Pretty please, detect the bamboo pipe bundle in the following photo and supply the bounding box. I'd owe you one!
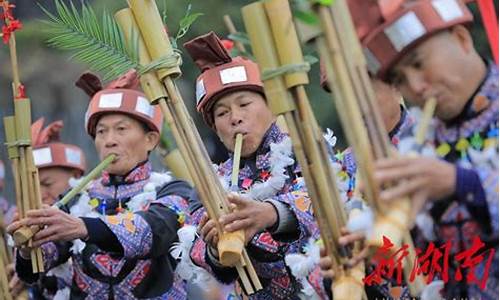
[242,1,366,299]
[3,118,29,300]
[222,14,289,134]
[0,212,13,300]
[115,5,262,294]
[1,4,44,272]
[3,104,44,274]
[312,0,427,295]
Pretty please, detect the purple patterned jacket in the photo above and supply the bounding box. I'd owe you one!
[16,161,192,299]
[190,123,327,300]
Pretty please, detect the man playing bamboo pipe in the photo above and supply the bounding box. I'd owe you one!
[348,0,498,298]
[7,70,194,299]
[318,63,416,299]
[184,32,329,299]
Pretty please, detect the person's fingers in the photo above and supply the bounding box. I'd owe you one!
[224,218,252,232]
[319,255,333,270]
[374,162,424,185]
[339,231,365,246]
[8,274,20,290]
[24,216,53,227]
[6,220,23,235]
[379,176,427,202]
[6,263,14,276]
[205,227,219,248]
[219,210,247,226]
[320,246,327,257]
[12,210,19,222]
[374,156,415,169]
[33,225,58,243]
[346,246,370,268]
[26,207,57,218]
[9,275,24,297]
[226,193,249,208]
[213,233,219,246]
[200,220,216,239]
[340,227,350,235]
[197,214,209,232]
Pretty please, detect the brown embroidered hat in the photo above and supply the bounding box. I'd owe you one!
[31,118,86,174]
[183,31,264,127]
[348,0,473,79]
[76,69,163,137]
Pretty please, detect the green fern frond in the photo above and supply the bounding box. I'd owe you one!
[39,0,140,81]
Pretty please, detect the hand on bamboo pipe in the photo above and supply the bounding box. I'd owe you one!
[198,212,219,250]
[319,227,369,279]
[7,206,89,248]
[6,210,31,259]
[373,156,456,218]
[220,193,277,244]
[7,263,25,297]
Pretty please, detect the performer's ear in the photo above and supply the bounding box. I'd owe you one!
[451,25,474,54]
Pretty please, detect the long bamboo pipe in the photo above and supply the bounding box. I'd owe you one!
[314,0,428,295]
[243,1,366,299]
[118,3,262,293]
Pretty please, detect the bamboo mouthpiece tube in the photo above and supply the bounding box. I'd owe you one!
[219,133,245,266]
[230,133,243,188]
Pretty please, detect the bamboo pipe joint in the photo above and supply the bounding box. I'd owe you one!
[127,0,181,80]
[218,231,245,266]
[114,8,169,105]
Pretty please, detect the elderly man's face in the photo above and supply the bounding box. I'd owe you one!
[213,91,275,157]
[388,26,480,121]
[94,114,159,175]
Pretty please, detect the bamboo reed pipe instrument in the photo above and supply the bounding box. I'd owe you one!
[242,1,366,299]
[2,4,44,271]
[222,15,289,134]
[311,0,427,295]
[0,211,13,300]
[3,104,44,274]
[115,3,262,294]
